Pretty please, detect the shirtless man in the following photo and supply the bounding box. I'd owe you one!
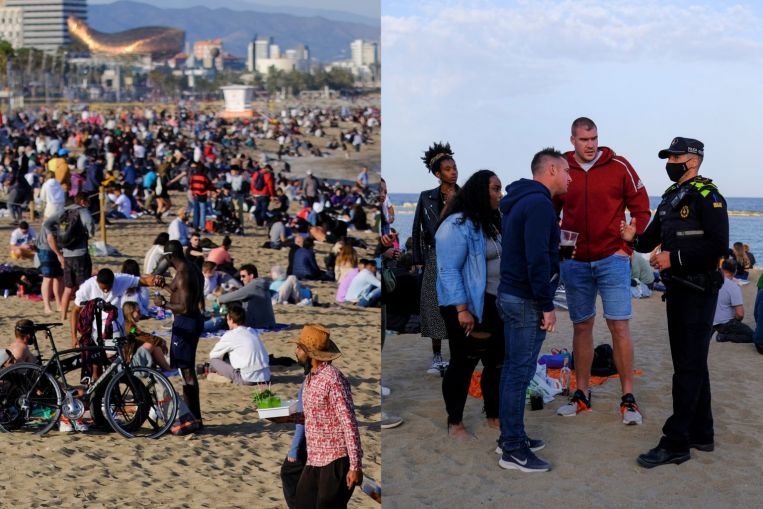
[10,319,39,364]
[155,240,205,427]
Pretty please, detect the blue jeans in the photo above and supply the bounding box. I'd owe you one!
[497,293,547,452]
[192,198,207,231]
[254,195,270,226]
[204,316,227,333]
[560,253,631,323]
[358,287,381,307]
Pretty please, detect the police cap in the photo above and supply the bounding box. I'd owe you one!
[658,137,704,159]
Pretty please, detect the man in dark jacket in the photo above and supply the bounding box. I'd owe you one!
[496,147,570,473]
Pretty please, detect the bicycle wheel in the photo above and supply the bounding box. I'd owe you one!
[103,367,178,438]
[0,363,62,435]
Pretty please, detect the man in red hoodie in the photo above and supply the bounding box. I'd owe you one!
[554,117,651,424]
[251,163,276,227]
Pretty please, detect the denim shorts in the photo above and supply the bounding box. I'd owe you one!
[560,253,632,323]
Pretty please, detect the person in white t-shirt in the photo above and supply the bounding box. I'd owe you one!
[208,305,271,385]
[70,268,160,348]
[107,187,132,219]
[9,221,36,260]
[40,171,66,219]
[344,260,381,307]
[144,232,169,274]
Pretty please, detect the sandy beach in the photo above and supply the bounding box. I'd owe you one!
[0,126,381,507]
[382,269,763,508]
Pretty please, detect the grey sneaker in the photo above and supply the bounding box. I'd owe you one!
[556,389,591,417]
[495,438,545,455]
[381,411,403,429]
[621,393,643,425]
[499,446,551,473]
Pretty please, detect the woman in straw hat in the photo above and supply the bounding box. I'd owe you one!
[293,324,363,509]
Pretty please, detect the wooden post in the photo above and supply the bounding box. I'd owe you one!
[99,186,107,244]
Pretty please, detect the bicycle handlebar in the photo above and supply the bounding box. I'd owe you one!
[17,322,63,332]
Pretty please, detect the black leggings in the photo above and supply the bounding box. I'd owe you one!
[440,293,504,424]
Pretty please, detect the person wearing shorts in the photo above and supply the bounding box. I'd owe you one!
[155,240,205,428]
[43,195,94,321]
[38,249,63,279]
[554,117,651,424]
[37,226,64,314]
[63,255,92,289]
[170,312,204,370]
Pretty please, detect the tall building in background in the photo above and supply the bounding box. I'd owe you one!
[1,0,87,51]
[0,3,23,49]
[350,39,378,67]
[193,38,223,70]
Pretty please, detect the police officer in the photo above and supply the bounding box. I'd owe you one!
[620,137,728,468]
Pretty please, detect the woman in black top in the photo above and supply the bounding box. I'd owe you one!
[412,142,459,373]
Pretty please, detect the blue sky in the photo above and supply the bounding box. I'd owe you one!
[382,0,763,197]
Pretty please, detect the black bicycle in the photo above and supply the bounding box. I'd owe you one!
[0,320,179,438]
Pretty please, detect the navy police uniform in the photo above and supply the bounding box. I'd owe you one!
[629,137,728,465]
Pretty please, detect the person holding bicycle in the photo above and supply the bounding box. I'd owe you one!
[70,268,162,349]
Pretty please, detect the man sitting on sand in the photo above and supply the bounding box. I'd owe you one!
[9,221,36,260]
[207,305,271,385]
[9,319,38,364]
[217,264,276,329]
[344,259,381,307]
[713,260,753,343]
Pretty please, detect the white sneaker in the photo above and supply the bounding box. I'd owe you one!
[426,354,448,375]
[381,386,391,397]
[297,298,312,306]
[381,411,403,429]
[73,419,89,432]
[620,394,643,425]
[59,418,74,433]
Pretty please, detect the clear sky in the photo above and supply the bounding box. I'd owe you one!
[382,0,763,197]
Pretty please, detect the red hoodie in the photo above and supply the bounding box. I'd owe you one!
[554,147,651,262]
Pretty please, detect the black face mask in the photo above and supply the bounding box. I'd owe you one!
[665,161,689,182]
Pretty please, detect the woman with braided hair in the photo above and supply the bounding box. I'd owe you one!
[412,142,459,374]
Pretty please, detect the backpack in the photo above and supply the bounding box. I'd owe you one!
[58,207,87,249]
[252,170,266,192]
[591,343,618,377]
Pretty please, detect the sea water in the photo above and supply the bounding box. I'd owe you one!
[389,193,763,267]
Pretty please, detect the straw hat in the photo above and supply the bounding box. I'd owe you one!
[292,324,341,361]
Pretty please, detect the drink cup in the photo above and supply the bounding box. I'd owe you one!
[560,230,578,259]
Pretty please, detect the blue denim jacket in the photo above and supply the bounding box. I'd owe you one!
[435,213,487,322]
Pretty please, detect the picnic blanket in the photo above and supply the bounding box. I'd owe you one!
[468,368,644,399]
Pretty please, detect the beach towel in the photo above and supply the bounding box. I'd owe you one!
[468,368,644,399]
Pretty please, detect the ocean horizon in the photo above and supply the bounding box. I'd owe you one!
[389,193,763,267]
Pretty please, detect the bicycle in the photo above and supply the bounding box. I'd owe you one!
[0,319,179,438]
